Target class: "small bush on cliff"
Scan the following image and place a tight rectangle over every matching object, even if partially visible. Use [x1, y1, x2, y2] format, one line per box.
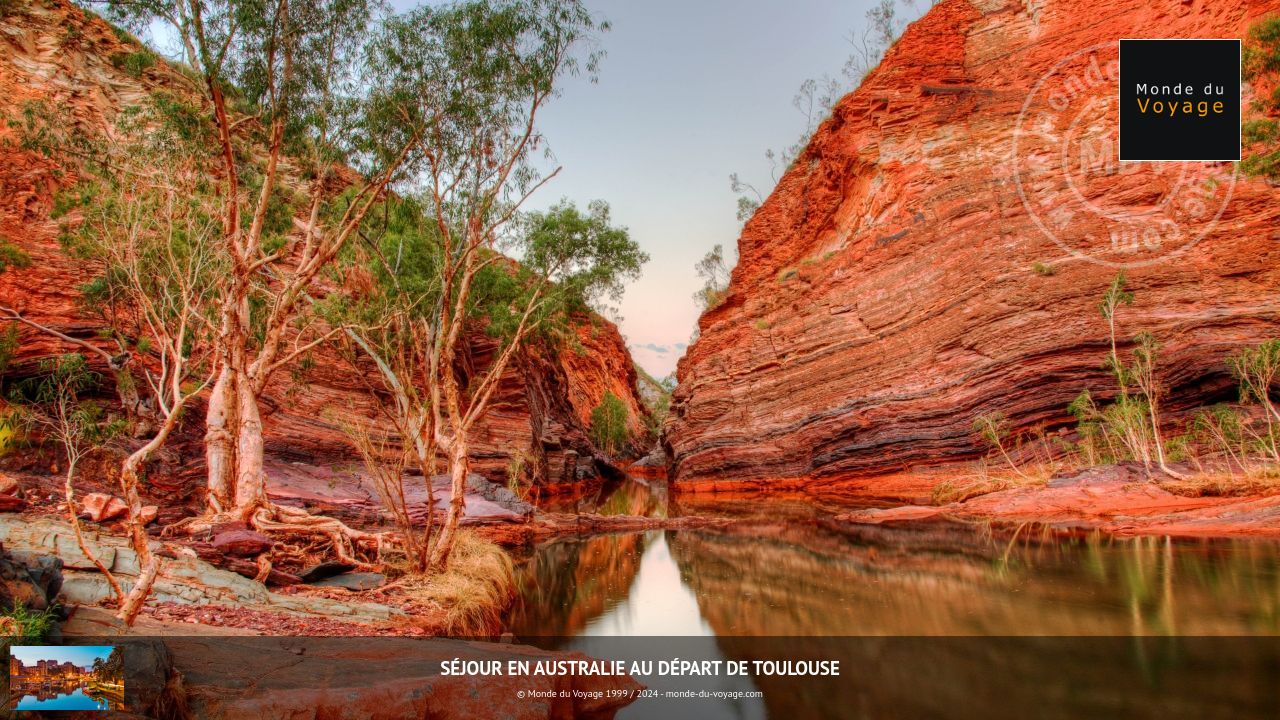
[109, 50, 155, 78]
[590, 391, 630, 456]
[693, 243, 731, 311]
[1228, 339, 1280, 462]
[973, 411, 1028, 479]
[1242, 17, 1280, 179]
[1068, 273, 1182, 478]
[0, 238, 31, 273]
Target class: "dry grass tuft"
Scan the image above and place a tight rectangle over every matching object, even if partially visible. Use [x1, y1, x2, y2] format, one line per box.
[390, 531, 515, 636]
[1159, 465, 1280, 498]
[931, 462, 1057, 505]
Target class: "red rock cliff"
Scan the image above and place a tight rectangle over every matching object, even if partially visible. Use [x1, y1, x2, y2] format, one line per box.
[667, 0, 1280, 487]
[0, 0, 648, 490]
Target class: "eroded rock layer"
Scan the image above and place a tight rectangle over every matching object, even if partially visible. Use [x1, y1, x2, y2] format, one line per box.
[0, 1, 647, 492]
[668, 0, 1280, 486]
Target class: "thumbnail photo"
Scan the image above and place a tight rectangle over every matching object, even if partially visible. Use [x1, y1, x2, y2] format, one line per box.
[8, 645, 124, 712]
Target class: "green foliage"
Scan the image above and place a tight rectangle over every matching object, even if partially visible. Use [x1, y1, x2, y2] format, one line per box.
[347, 194, 643, 357]
[1191, 404, 1248, 462]
[149, 93, 217, 149]
[1098, 271, 1134, 322]
[1242, 16, 1280, 179]
[1243, 17, 1280, 80]
[524, 201, 646, 306]
[8, 354, 125, 447]
[109, 50, 155, 78]
[693, 243, 731, 311]
[973, 411, 1011, 448]
[0, 323, 17, 377]
[10, 354, 97, 406]
[92, 647, 125, 684]
[590, 391, 629, 456]
[1243, 118, 1278, 145]
[0, 238, 30, 273]
[634, 365, 673, 438]
[1228, 339, 1280, 405]
[1031, 261, 1056, 277]
[1, 601, 58, 640]
[1227, 339, 1280, 461]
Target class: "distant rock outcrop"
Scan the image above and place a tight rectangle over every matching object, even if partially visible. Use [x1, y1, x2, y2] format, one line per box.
[667, 0, 1280, 487]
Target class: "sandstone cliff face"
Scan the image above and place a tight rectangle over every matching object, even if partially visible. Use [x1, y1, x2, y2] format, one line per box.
[0, 1, 647, 490]
[668, 0, 1280, 486]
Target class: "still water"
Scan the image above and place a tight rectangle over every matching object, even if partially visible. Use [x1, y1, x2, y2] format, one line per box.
[511, 477, 1280, 637]
[507, 477, 1280, 718]
[15, 686, 111, 711]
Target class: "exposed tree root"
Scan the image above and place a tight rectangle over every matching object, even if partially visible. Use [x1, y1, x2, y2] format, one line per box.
[166, 502, 389, 571]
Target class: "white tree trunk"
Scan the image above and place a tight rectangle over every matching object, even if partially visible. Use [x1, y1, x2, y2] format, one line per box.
[233, 377, 267, 520]
[204, 368, 236, 513]
[430, 438, 469, 571]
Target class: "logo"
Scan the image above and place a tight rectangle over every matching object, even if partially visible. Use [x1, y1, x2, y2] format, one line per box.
[1119, 39, 1241, 161]
[1013, 43, 1238, 268]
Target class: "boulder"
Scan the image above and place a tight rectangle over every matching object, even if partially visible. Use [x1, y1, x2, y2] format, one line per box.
[299, 561, 355, 583]
[464, 473, 535, 519]
[136, 505, 159, 525]
[81, 493, 129, 523]
[0, 544, 63, 612]
[0, 494, 26, 512]
[310, 572, 386, 591]
[0, 474, 19, 495]
[210, 530, 273, 557]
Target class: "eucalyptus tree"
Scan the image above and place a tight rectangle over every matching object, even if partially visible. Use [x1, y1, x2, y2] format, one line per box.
[94, 0, 629, 572]
[11, 355, 126, 603]
[63, 113, 226, 623]
[97, 0, 428, 542]
[346, 196, 645, 571]
[334, 0, 635, 569]
[10, 95, 227, 623]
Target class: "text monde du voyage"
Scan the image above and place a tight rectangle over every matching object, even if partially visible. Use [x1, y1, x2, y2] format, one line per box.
[1133, 82, 1230, 117]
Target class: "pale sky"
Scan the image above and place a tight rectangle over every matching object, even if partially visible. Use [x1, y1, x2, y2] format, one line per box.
[10, 645, 112, 668]
[144, 0, 899, 378]
[510, 0, 891, 378]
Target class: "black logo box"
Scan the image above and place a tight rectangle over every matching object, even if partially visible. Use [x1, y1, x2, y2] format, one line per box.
[1119, 38, 1241, 162]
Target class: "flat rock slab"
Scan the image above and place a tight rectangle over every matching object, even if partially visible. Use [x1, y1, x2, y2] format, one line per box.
[0, 517, 403, 624]
[310, 572, 385, 591]
[265, 459, 533, 525]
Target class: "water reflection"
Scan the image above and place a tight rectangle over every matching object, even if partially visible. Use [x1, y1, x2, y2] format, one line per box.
[509, 479, 1280, 718]
[536, 475, 668, 517]
[14, 686, 114, 711]
[513, 479, 1280, 637]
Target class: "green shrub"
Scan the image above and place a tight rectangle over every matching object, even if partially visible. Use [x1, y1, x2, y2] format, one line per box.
[109, 50, 155, 79]
[1031, 261, 1056, 276]
[0, 239, 31, 273]
[590, 391, 629, 456]
[1, 601, 58, 640]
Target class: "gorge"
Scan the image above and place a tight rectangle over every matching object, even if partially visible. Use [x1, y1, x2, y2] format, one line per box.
[0, 0, 1276, 717]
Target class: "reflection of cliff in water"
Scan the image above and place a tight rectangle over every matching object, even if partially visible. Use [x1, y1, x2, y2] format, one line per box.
[667, 525, 1280, 719]
[666, 522, 1280, 636]
[537, 475, 667, 517]
[507, 531, 649, 638]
